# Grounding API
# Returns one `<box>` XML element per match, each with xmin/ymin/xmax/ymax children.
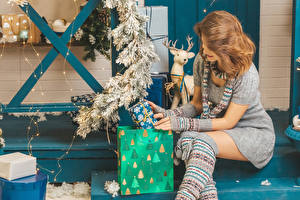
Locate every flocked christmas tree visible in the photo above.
<box><xmin>75</xmin><ymin>0</ymin><xmax>159</xmax><ymax>138</ymax></box>
<box><xmin>0</xmin><ymin>128</ymin><xmax>5</xmax><ymax>148</ymax></box>
<box><xmin>75</xmin><ymin>0</ymin><xmax>111</xmax><ymax>61</ymax></box>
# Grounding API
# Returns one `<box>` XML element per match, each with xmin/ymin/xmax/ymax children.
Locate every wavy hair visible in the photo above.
<box><xmin>194</xmin><ymin>11</ymin><xmax>256</xmax><ymax>78</ymax></box>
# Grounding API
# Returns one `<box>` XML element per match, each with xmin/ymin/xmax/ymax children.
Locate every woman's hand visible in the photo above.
<box><xmin>147</xmin><ymin>100</ymin><xmax>157</xmax><ymax>112</ymax></box>
<box><xmin>147</xmin><ymin>100</ymin><xmax>166</xmax><ymax>117</ymax></box>
<box><xmin>154</xmin><ymin>117</ymin><xmax>171</xmax><ymax>130</ymax></box>
<box><xmin>154</xmin><ymin>113</ymin><xmax>164</xmax><ymax>119</ymax></box>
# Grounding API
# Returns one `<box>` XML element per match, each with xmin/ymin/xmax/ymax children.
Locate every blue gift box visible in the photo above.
<box><xmin>129</xmin><ymin>100</ymin><xmax>158</xmax><ymax>129</ymax></box>
<box><xmin>0</xmin><ymin>171</ymin><xmax>47</xmax><ymax>200</ymax></box>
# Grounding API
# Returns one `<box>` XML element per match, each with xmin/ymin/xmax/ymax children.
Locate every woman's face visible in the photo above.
<box><xmin>201</xmin><ymin>35</ymin><xmax>220</xmax><ymax>62</ymax></box>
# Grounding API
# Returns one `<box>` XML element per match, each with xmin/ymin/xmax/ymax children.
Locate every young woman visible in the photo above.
<box><xmin>149</xmin><ymin>11</ymin><xmax>275</xmax><ymax>200</ymax></box>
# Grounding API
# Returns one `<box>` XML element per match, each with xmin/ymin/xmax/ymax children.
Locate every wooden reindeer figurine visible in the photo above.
<box><xmin>163</xmin><ymin>36</ymin><xmax>195</xmax><ymax>109</ymax></box>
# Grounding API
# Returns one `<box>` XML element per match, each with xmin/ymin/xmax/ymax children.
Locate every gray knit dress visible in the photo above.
<box><xmin>193</xmin><ymin>53</ymin><xmax>275</xmax><ymax>169</ymax></box>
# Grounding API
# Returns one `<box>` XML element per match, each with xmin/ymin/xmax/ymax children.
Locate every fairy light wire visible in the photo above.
<box><xmin>2</xmin><ymin>0</ymin><xmax>83</xmax><ymax>181</ymax></box>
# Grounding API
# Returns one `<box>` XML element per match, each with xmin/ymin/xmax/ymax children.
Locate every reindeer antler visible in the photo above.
<box><xmin>163</xmin><ymin>39</ymin><xmax>178</xmax><ymax>51</ymax></box>
<box><xmin>186</xmin><ymin>36</ymin><xmax>194</xmax><ymax>52</ymax></box>
<box><xmin>163</xmin><ymin>37</ymin><xmax>194</xmax><ymax>52</ymax></box>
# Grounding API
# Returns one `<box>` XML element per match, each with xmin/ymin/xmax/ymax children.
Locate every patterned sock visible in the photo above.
<box><xmin>176</xmin><ymin>138</ymin><xmax>217</xmax><ymax>200</ymax></box>
<box><xmin>200</xmin><ymin>181</ymin><xmax>218</xmax><ymax>200</ymax></box>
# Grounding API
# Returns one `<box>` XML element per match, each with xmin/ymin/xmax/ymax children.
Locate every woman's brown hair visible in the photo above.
<box><xmin>194</xmin><ymin>11</ymin><xmax>256</xmax><ymax>78</ymax></box>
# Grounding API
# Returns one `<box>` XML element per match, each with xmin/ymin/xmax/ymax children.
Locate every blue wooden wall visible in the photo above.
<box><xmin>290</xmin><ymin>0</ymin><xmax>300</xmax><ymax>121</ymax></box>
<box><xmin>145</xmin><ymin>0</ymin><xmax>260</xmax><ymax>74</ymax></box>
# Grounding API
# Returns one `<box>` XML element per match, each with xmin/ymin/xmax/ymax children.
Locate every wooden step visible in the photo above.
<box><xmin>0</xmin><ymin>113</ymin><xmax>118</xmax><ymax>182</ymax></box>
<box><xmin>1</xmin><ymin>111</ymin><xmax>300</xmax><ymax>182</ymax></box>
<box><xmin>91</xmin><ymin>170</ymin><xmax>300</xmax><ymax>200</ymax></box>
<box><xmin>172</xmin><ymin>143</ymin><xmax>300</xmax><ymax>181</ymax></box>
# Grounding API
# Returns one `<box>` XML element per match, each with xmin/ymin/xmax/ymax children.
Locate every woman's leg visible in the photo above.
<box><xmin>175</xmin><ymin>134</ymin><xmax>218</xmax><ymax>200</ymax></box>
<box><xmin>175</xmin><ymin>131</ymin><xmax>248</xmax><ymax>200</ymax></box>
<box><xmin>205</xmin><ymin>131</ymin><xmax>247</xmax><ymax>161</ymax></box>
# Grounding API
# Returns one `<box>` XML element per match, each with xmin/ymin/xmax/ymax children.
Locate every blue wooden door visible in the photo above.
<box><xmin>145</xmin><ymin>0</ymin><xmax>260</xmax><ymax>73</ymax></box>
<box><xmin>290</xmin><ymin>0</ymin><xmax>300</xmax><ymax>120</ymax></box>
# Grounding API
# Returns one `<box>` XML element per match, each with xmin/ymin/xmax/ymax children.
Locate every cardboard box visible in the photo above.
<box><xmin>138</xmin><ymin>6</ymin><xmax>169</xmax><ymax>73</ymax></box>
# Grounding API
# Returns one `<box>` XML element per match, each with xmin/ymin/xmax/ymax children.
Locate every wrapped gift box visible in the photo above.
<box><xmin>0</xmin><ymin>152</ymin><xmax>36</xmax><ymax>181</ymax></box>
<box><xmin>117</xmin><ymin>126</ymin><xmax>174</xmax><ymax>195</ymax></box>
<box><xmin>129</xmin><ymin>100</ymin><xmax>157</xmax><ymax>129</ymax></box>
<box><xmin>138</xmin><ymin>6</ymin><xmax>169</xmax><ymax>73</ymax></box>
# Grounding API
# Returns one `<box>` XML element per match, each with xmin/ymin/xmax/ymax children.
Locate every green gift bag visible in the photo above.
<box><xmin>117</xmin><ymin>126</ymin><xmax>174</xmax><ymax>195</ymax></box>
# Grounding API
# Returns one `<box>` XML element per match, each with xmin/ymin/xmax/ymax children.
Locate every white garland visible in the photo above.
<box><xmin>89</xmin><ymin>34</ymin><xmax>96</xmax><ymax>45</ymax></box>
<box><xmin>104</xmin><ymin>180</ymin><xmax>120</xmax><ymax>197</ymax></box>
<box><xmin>74</xmin><ymin>28</ymin><xmax>83</xmax><ymax>41</ymax></box>
<box><xmin>8</xmin><ymin>112</ymin><xmax>63</xmax><ymax>122</ymax></box>
<box><xmin>7</xmin><ymin>0</ymin><xmax>30</xmax><ymax>7</ymax></box>
<box><xmin>46</xmin><ymin>182</ymin><xmax>90</xmax><ymax>200</ymax></box>
<box><xmin>75</xmin><ymin>0</ymin><xmax>159</xmax><ymax>138</ymax></box>
<box><xmin>0</xmin><ymin>128</ymin><xmax>5</xmax><ymax>148</ymax></box>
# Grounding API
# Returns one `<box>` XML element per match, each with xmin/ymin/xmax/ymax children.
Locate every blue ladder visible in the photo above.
<box><xmin>0</xmin><ymin>0</ymin><xmax>103</xmax><ymax>113</ymax></box>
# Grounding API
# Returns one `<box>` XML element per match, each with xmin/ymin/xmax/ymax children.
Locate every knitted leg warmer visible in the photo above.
<box><xmin>175</xmin><ymin>137</ymin><xmax>217</xmax><ymax>200</ymax></box>
<box><xmin>200</xmin><ymin>181</ymin><xmax>218</xmax><ymax>200</ymax></box>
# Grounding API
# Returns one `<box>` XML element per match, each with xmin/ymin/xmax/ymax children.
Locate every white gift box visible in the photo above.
<box><xmin>0</xmin><ymin>152</ymin><xmax>36</xmax><ymax>181</ymax></box>
<box><xmin>139</xmin><ymin>6</ymin><xmax>169</xmax><ymax>73</ymax></box>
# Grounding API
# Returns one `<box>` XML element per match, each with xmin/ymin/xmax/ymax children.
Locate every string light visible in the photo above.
<box><xmin>203</xmin><ymin>0</ymin><xmax>217</xmax><ymax>13</ymax></box>
<box><xmin>25</xmin><ymin>113</ymin><xmax>56</xmax><ymax>175</ymax></box>
<box><xmin>1</xmin><ymin>0</ymin><xmax>114</xmax><ymax>182</ymax></box>
<box><xmin>0</xmin><ymin>42</ymin><xmax>5</xmax><ymax>59</ymax></box>
<box><xmin>53</xmin><ymin>134</ymin><xmax>76</xmax><ymax>182</ymax></box>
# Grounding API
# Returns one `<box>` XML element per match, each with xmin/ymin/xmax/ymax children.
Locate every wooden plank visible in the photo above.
<box><xmin>0</xmin><ymin>114</ymin><xmax>116</xmax><ymax>148</ymax></box>
<box><xmin>290</xmin><ymin>0</ymin><xmax>300</xmax><ymax>120</ymax></box>
<box><xmin>3</xmin><ymin>149</ymin><xmax>116</xmax><ymax>159</ymax></box>
<box><xmin>39</xmin><ymin>158</ymin><xmax>117</xmax><ymax>182</ymax></box>
<box><xmin>1</xmin><ymin>103</ymin><xmax>90</xmax><ymax>112</ymax></box>
<box><xmin>91</xmin><ymin>171</ymin><xmax>300</xmax><ymax>200</ymax></box>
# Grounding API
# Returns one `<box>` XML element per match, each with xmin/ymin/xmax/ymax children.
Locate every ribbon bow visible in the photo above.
<box><xmin>170</xmin><ymin>73</ymin><xmax>190</xmax><ymax>102</ymax></box>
